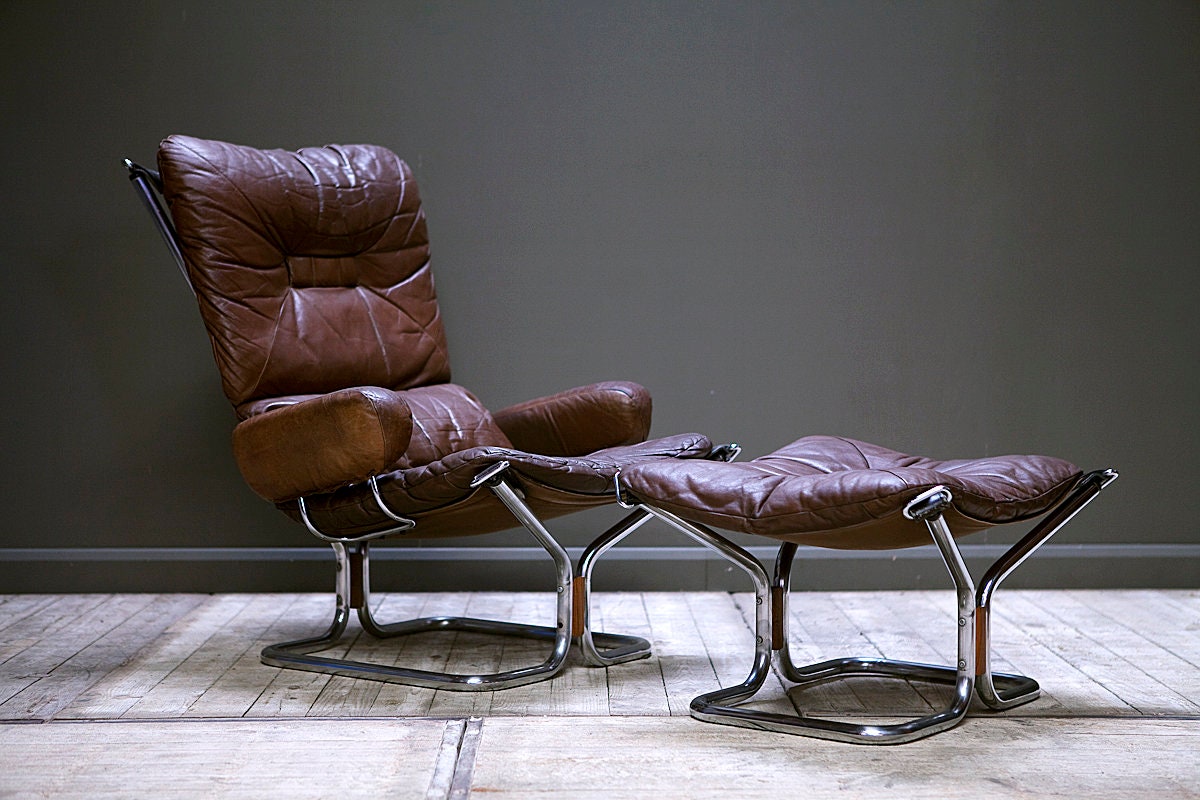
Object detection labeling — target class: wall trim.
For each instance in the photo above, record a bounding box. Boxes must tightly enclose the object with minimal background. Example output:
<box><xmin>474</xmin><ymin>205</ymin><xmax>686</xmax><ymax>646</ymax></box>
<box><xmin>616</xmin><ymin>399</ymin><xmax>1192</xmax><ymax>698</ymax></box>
<box><xmin>4</xmin><ymin>544</ymin><xmax>1198</xmax><ymax>563</ymax></box>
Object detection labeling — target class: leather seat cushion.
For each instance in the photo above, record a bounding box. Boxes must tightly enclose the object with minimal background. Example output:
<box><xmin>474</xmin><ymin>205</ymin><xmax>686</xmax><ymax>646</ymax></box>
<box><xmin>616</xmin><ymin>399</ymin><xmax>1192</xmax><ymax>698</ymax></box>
<box><xmin>620</xmin><ymin>435</ymin><xmax>1082</xmax><ymax>549</ymax></box>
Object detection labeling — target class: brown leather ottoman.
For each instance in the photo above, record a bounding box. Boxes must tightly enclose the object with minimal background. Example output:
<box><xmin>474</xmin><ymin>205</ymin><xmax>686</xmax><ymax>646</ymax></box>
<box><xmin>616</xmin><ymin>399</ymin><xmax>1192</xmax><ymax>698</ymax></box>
<box><xmin>613</xmin><ymin>435</ymin><xmax>1117</xmax><ymax>744</ymax></box>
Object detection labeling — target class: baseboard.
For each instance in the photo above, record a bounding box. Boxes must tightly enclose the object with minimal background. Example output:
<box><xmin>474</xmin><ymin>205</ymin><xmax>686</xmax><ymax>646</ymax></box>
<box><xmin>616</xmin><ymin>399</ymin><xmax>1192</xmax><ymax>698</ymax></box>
<box><xmin>4</xmin><ymin>543</ymin><xmax>1199</xmax><ymax>561</ymax></box>
<box><xmin>2</xmin><ymin>544</ymin><xmax>1197</xmax><ymax>592</ymax></box>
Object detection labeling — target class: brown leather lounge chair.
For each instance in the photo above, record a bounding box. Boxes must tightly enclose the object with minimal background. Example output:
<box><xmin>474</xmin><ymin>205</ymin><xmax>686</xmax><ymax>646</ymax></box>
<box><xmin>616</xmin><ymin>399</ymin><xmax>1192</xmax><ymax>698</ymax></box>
<box><xmin>125</xmin><ymin>135</ymin><xmax>713</xmax><ymax>690</ymax></box>
<box><xmin>617</xmin><ymin>436</ymin><xmax>1117</xmax><ymax>743</ymax></box>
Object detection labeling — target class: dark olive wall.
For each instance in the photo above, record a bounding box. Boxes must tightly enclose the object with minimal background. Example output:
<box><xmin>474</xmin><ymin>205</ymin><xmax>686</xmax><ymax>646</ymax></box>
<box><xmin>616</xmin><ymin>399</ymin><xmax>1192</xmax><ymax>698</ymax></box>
<box><xmin>1</xmin><ymin>1</ymin><xmax>1196</xmax><ymax>591</ymax></box>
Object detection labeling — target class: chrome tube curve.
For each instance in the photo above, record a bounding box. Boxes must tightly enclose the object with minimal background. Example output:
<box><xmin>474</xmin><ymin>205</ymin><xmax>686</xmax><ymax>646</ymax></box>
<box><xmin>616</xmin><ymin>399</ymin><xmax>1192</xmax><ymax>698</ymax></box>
<box><xmin>973</xmin><ymin>468</ymin><xmax>1119</xmax><ymax>709</ymax></box>
<box><xmin>296</xmin><ymin>476</ymin><xmax>416</xmax><ymax>544</ymax></box>
<box><xmin>484</xmin><ymin>474</ymin><xmax>575</xmax><ymax>681</ymax></box>
<box><xmin>753</xmin><ymin>504</ymin><xmax>978</xmax><ymax>745</ymax></box>
<box><xmin>262</xmin><ymin>463</ymin><xmax>605</xmax><ymax>691</ymax></box>
<box><xmin>125</xmin><ymin>158</ymin><xmax>193</xmax><ymax>293</ymax></box>
<box><xmin>260</xmin><ymin>541</ymin><xmax>353</xmax><ymax>672</ymax></box>
<box><xmin>977</xmin><ymin>469</ymin><xmax>1119</xmax><ymax>608</ymax></box>
<box><xmin>575</xmin><ymin>509</ymin><xmax>656</xmax><ymax>666</ymax></box>
<box><xmin>638</xmin><ymin>505</ymin><xmax>774</xmax><ymax>708</ymax></box>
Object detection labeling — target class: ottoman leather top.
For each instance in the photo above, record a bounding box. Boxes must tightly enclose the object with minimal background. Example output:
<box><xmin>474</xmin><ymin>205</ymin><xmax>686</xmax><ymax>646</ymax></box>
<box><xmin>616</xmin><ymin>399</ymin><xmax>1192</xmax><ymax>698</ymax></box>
<box><xmin>620</xmin><ymin>436</ymin><xmax>1082</xmax><ymax>550</ymax></box>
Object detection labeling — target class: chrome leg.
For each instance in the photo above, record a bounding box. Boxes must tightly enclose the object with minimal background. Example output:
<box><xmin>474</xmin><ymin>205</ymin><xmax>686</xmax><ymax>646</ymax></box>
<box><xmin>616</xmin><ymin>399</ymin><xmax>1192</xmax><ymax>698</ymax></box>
<box><xmin>574</xmin><ymin>444</ymin><xmax>744</xmax><ymax>667</ymax></box>
<box><xmin>720</xmin><ymin>498</ymin><xmax>979</xmax><ymax>745</ymax></box>
<box><xmin>260</xmin><ymin>463</ymin><xmax>601</xmax><ymax>691</ymax></box>
<box><xmin>636</xmin><ymin>506</ymin><xmax>775</xmax><ymax>718</ymax></box>
<box><xmin>973</xmin><ymin>468</ymin><xmax>1119</xmax><ymax>709</ymax></box>
<box><xmin>575</xmin><ymin>509</ymin><xmax>655</xmax><ymax>666</ymax></box>
<box><xmin>260</xmin><ymin>541</ymin><xmax>353</xmax><ymax>672</ymax></box>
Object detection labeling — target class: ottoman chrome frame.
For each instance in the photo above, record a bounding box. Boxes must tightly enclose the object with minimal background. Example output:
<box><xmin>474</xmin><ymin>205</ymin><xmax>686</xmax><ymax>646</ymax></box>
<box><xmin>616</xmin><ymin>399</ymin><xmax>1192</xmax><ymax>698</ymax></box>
<box><xmin>620</xmin><ymin>467</ymin><xmax>1118</xmax><ymax>744</ymax></box>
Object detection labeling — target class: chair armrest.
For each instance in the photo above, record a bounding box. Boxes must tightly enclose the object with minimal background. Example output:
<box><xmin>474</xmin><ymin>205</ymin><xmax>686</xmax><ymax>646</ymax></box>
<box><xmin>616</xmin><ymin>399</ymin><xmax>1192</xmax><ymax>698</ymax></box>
<box><xmin>492</xmin><ymin>381</ymin><xmax>652</xmax><ymax>457</ymax></box>
<box><xmin>232</xmin><ymin>387</ymin><xmax>414</xmax><ymax>502</ymax></box>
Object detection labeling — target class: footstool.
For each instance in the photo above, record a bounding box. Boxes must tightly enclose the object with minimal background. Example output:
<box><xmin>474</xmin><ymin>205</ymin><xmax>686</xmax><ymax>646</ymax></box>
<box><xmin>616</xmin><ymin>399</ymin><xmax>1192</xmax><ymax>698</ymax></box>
<box><xmin>612</xmin><ymin>435</ymin><xmax>1117</xmax><ymax>744</ymax></box>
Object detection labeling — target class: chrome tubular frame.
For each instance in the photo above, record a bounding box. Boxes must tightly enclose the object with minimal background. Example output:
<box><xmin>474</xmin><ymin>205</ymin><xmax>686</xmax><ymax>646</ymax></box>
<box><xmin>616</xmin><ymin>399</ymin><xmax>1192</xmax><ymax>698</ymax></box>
<box><xmin>124</xmin><ymin>159</ymin><xmax>193</xmax><ymax>293</ymax></box>
<box><xmin>576</xmin><ymin>441</ymin><xmax>744</xmax><ymax>666</ymax></box>
<box><xmin>574</xmin><ymin>508</ymin><xmax>656</xmax><ymax>665</ymax></box>
<box><xmin>758</xmin><ymin>488</ymin><xmax>980</xmax><ymax>744</ymax></box>
<box><xmin>972</xmin><ymin>467</ymin><xmax>1119</xmax><ymax>708</ymax></box>
<box><xmin>638</xmin><ymin>506</ymin><xmax>775</xmax><ymax>715</ymax></box>
<box><xmin>573</xmin><ymin>444</ymin><xmax>745</xmax><ymax>666</ymax></box>
<box><xmin>628</xmin><ymin>469</ymin><xmax>1118</xmax><ymax>744</ymax></box>
<box><xmin>263</xmin><ymin>461</ymin><xmax>650</xmax><ymax>690</ymax></box>
<box><xmin>296</xmin><ymin>476</ymin><xmax>417</xmax><ymax>544</ymax></box>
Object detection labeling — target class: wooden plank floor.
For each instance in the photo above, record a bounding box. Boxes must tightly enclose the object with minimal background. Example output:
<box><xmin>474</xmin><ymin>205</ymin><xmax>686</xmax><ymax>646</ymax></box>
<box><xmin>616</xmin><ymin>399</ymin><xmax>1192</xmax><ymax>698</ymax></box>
<box><xmin>1</xmin><ymin>590</ymin><xmax>1198</xmax><ymax>798</ymax></box>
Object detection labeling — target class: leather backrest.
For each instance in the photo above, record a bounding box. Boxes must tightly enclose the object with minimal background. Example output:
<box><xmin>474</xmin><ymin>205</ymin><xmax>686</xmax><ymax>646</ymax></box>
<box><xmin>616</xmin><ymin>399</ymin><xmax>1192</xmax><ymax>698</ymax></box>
<box><xmin>157</xmin><ymin>135</ymin><xmax>451</xmax><ymax>417</ymax></box>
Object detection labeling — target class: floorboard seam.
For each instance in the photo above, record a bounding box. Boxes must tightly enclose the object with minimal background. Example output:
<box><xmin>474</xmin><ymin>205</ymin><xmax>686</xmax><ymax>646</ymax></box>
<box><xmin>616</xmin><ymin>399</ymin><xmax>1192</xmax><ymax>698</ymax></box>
<box><xmin>425</xmin><ymin>718</ymin><xmax>468</xmax><ymax>800</ymax></box>
<box><xmin>448</xmin><ymin>716</ymin><xmax>483</xmax><ymax>799</ymax></box>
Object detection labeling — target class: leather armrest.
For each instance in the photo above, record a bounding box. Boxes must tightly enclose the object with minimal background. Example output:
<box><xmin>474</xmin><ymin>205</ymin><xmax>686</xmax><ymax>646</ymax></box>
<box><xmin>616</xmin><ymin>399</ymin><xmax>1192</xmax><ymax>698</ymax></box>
<box><xmin>232</xmin><ymin>387</ymin><xmax>414</xmax><ymax>502</ymax></box>
<box><xmin>492</xmin><ymin>381</ymin><xmax>652</xmax><ymax>457</ymax></box>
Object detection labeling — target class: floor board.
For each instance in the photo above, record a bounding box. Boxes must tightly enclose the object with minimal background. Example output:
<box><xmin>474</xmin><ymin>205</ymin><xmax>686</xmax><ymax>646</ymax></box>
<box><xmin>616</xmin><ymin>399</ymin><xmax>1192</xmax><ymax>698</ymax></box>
<box><xmin>1</xmin><ymin>589</ymin><xmax>1198</xmax><ymax>798</ymax></box>
<box><xmin>0</xmin><ymin>718</ymin><xmax>452</xmax><ymax>799</ymax></box>
<box><xmin>469</xmin><ymin>716</ymin><xmax>1200</xmax><ymax>799</ymax></box>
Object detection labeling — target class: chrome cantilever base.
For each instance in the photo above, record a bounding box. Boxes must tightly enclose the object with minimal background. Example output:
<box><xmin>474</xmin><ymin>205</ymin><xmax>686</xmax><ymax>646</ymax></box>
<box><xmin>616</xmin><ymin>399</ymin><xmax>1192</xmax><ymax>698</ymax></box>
<box><xmin>262</xmin><ymin>467</ymin><xmax>650</xmax><ymax>691</ymax></box>
<box><xmin>643</xmin><ymin>469</ymin><xmax>1118</xmax><ymax>745</ymax></box>
<box><xmin>260</xmin><ymin>537</ymin><xmax>573</xmax><ymax>691</ymax></box>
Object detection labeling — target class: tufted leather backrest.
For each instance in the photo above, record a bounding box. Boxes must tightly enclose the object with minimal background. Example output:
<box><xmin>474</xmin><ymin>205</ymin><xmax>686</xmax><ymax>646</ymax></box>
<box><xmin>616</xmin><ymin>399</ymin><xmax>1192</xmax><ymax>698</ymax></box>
<box><xmin>157</xmin><ymin>135</ymin><xmax>451</xmax><ymax>418</ymax></box>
